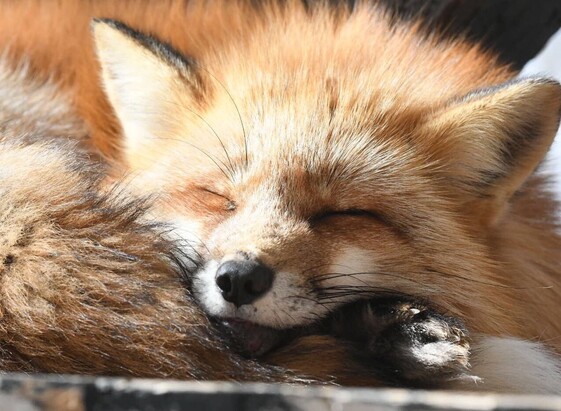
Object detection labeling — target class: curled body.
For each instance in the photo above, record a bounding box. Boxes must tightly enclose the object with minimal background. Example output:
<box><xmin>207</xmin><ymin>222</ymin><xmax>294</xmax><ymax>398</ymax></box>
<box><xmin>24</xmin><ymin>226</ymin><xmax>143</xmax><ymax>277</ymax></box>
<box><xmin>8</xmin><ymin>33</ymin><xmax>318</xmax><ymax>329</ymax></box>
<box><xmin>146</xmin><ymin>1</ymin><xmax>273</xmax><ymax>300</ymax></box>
<box><xmin>0</xmin><ymin>0</ymin><xmax>560</xmax><ymax>392</ymax></box>
<box><xmin>0</xmin><ymin>56</ymin><xmax>476</xmax><ymax>387</ymax></box>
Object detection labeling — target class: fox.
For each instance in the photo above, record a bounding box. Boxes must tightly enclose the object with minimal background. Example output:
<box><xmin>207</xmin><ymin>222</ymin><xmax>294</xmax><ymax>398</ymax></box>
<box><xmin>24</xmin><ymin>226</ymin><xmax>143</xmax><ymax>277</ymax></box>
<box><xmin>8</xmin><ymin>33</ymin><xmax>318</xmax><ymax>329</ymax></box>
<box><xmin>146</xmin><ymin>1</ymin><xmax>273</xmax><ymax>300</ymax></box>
<box><xmin>0</xmin><ymin>52</ymin><xmax>479</xmax><ymax>388</ymax></box>
<box><xmin>0</xmin><ymin>0</ymin><xmax>560</xmax><ymax>393</ymax></box>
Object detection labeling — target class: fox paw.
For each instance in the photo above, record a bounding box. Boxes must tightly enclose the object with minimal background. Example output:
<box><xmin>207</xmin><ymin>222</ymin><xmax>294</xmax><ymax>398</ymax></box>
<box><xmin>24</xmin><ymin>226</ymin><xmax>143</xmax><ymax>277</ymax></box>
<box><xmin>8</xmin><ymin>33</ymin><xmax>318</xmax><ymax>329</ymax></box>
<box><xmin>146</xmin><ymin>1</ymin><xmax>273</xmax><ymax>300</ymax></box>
<box><xmin>329</xmin><ymin>298</ymin><xmax>477</xmax><ymax>387</ymax></box>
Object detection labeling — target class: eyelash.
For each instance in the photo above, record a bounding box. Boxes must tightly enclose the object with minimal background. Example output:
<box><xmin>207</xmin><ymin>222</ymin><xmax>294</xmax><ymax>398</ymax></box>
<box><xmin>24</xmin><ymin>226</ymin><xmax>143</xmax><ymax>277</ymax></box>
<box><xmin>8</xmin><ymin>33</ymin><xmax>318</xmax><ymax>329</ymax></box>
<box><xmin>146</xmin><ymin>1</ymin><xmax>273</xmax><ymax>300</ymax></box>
<box><xmin>200</xmin><ymin>187</ymin><xmax>237</xmax><ymax>211</ymax></box>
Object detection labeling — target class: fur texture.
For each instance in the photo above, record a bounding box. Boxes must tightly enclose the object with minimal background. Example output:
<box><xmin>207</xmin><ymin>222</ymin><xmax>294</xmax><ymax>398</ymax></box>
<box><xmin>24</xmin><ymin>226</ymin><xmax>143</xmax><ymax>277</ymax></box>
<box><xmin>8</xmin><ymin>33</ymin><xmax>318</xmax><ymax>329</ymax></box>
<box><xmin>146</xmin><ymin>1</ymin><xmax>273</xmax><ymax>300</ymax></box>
<box><xmin>0</xmin><ymin>56</ymin><xmax>320</xmax><ymax>382</ymax></box>
<box><xmin>0</xmin><ymin>57</ymin><xmax>465</xmax><ymax>388</ymax></box>
<box><xmin>0</xmin><ymin>138</ymin><xmax>319</xmax><ymax>382</ymax></box>
<box><xmin>0</xmin><ymin>0</ymin><xmax>560</xmax><ymax>393</ymax></box>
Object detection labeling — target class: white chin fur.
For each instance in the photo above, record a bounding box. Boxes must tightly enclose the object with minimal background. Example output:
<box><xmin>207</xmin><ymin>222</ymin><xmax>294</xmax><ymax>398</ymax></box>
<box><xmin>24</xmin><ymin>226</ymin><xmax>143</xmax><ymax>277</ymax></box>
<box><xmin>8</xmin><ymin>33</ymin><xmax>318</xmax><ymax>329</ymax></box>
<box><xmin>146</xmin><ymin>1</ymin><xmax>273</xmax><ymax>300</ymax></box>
<box><xmin>192</xmin><ymin>260</ymin><xmax>323</xmax><ymax>328</ymax></box>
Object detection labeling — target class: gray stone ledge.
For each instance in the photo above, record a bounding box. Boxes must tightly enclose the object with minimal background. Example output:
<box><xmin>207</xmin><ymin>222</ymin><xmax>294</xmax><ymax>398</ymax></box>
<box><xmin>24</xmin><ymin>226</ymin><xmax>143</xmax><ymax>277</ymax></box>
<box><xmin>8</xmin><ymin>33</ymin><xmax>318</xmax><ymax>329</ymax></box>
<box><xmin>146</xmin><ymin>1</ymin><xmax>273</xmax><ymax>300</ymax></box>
<box><xmin>0</xmin><ymin>373</ymin><xmax>559</xmax><ymax>411</ymax></box>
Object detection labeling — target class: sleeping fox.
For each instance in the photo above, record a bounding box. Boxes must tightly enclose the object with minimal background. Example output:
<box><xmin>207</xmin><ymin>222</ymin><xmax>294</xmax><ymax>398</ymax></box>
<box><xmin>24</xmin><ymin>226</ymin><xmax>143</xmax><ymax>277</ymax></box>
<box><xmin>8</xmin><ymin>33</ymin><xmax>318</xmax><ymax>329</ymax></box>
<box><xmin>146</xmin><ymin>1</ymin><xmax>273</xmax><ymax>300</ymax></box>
<box><xmin>0</xmin><ymin>52</ymin><xmax>476</xmax><ymax>389</ymax></box>
<box><xmin>0</xmin><ymin>0</ymin><xmax>560</xmax><ymax>393</ymax></box>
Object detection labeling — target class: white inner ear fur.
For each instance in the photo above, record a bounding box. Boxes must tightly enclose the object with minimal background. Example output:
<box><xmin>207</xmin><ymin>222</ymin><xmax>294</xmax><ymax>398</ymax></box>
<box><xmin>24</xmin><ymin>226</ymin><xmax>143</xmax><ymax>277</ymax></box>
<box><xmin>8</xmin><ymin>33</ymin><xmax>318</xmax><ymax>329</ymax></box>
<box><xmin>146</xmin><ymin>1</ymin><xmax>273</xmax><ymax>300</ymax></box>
<box><xmin>93</xmin><ymin>21</ymin><xmax>188</xmax><ymax>160</ymax></box>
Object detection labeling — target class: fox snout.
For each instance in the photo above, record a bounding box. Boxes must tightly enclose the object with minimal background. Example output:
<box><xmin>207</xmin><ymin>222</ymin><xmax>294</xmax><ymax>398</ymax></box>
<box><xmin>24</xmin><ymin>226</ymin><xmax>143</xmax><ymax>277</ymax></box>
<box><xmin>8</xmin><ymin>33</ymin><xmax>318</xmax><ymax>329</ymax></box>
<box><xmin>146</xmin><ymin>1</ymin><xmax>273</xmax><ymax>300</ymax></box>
<box><xmin>215</xmin><ymin>257</ymin><xmax>274</xmax><ymax>307</ymax></box>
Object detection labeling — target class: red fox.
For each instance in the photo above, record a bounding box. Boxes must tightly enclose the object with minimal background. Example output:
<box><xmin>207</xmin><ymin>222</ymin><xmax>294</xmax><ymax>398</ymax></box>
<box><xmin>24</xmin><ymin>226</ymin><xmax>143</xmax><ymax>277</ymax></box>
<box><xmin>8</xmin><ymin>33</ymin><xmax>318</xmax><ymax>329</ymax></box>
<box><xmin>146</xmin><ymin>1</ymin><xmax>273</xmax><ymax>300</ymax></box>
<box><xmin>0</xmin><ymin>0</ymin><xmax>560</xmax><ymax>393</ymax></box>
<box><xmin>0</xmin><ymin>52</ymin><xmax>471</xmax><ymax>388</ymax></box>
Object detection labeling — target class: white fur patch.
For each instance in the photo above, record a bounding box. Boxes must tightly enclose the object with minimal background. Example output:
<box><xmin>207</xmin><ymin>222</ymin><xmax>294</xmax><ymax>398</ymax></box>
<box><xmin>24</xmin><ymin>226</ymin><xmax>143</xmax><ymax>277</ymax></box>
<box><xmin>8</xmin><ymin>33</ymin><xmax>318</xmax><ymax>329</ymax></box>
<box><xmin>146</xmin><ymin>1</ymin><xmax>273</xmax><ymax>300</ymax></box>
<box><xmin>455</xmin><ymin>335</ymin><xmax>561</xmax><ymax>394</ymax></box>
<box><xmin>165</xmin><ymin>217</ymin><xmax>206</xmax><ymax>272</ymax></box>
<box><xmin>411</xmin><ymin>341</ymin><xmax>464</xmax><ymax>367</ymax></box>
<box><xmin>93</xmin><ymin>21</ymin><xmax>188</xmax><ymax>160</ymax></box>
<box><xmin>167</xmin><ymin>217</ymin><xmax>204</xmax><ymax>249</ymax></box>
<box><xmin>327</xmin><ymin>246</ymin><xmax>379</xmax><ymax>287</ymax></box>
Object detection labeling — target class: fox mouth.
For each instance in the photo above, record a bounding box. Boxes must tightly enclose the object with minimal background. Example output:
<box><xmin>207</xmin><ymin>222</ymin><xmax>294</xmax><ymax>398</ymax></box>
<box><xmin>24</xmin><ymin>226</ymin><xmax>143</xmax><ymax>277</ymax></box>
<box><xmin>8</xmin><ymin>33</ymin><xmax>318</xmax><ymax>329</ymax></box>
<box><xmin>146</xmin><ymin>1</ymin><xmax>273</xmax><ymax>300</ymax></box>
<box><xmin>214</xmin><ymin>318</ymin><xmax>311</xmax><ymax>358</ymax></box>
<box><xmin>212</xmin><ymin>294</ymin><xmax>421</xmax><ymax>359</ymax></box>
<box><xmin>213</xmin><ymin>299</ymin><xmax>371</xmax><ymax>358</ymax></box>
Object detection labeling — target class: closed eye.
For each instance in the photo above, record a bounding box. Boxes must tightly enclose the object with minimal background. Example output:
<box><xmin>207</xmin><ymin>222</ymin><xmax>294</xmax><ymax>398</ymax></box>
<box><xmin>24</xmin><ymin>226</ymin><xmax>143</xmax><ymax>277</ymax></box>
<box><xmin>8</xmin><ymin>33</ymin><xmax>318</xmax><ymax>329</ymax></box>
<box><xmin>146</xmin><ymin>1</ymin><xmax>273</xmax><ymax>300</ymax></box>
<box><xmin>199</xmin><ymin>187</ymin><xmax>237</xmax><ymax>211</ymax></box>
<box><xmin>310</xmin><ymin>208</ymin><xmax>385</xmax><ymax>224</ymax></box>
<box><xmin>200</xmin><ymin>187</ymin><xmax>231</xmax><ymax>201</ymax></box>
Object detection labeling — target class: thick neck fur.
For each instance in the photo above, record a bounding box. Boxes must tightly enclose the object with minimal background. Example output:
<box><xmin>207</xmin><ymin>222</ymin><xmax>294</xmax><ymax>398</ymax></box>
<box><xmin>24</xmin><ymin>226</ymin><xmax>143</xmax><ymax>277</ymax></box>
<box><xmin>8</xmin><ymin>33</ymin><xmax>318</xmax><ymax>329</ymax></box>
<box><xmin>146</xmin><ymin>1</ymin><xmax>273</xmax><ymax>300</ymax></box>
<box><xmin>493</xmin><ymin>174</ymin><xmax>561</xmax><ymax>346</ymax></box>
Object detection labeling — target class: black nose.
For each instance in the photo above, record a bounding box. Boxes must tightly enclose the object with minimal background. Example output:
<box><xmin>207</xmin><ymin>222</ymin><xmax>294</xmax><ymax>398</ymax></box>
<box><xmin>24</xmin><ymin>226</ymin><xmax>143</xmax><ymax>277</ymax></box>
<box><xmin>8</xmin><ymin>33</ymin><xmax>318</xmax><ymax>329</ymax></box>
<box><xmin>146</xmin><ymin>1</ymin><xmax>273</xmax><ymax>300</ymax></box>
<box><xmin>215</xmin><ymin>259</ymin><xmax>274</xmax><ymax>307</ymax></box>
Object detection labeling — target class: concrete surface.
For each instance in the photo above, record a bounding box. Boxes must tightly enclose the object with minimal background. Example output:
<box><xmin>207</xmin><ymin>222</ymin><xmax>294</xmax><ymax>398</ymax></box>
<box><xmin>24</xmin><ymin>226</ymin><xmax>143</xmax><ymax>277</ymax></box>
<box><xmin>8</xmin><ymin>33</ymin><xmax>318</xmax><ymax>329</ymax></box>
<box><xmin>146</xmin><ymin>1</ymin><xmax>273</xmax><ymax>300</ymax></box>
<box><xmin>0</xmin><ymin>373</ymin><xmax>560</xmax><ymax>411</ymax></box>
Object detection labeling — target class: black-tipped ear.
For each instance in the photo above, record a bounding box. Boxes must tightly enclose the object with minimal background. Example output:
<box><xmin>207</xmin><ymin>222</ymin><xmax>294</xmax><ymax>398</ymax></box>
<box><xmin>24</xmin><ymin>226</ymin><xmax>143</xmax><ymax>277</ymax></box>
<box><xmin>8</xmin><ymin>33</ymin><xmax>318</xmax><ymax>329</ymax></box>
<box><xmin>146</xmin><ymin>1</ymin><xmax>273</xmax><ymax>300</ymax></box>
<box><xmin>423</xmin><ymin>78</ymin><xmax>561</xmax><ymax>226</ymax></box>
<box><xmin>92</xmin><ymin>19</ymin><xmax>205</xmax><ymax>165</ymax></box>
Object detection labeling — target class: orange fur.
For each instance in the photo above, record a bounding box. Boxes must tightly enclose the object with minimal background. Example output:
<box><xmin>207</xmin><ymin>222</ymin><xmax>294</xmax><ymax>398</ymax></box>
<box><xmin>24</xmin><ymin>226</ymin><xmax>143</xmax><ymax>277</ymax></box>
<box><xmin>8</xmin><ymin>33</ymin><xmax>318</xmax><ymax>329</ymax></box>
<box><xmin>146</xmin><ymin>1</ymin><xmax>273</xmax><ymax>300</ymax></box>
<box><xmin>0</xmin><ymin>0</ymin><xmax>560</xmax><ymax>392</ymax></box>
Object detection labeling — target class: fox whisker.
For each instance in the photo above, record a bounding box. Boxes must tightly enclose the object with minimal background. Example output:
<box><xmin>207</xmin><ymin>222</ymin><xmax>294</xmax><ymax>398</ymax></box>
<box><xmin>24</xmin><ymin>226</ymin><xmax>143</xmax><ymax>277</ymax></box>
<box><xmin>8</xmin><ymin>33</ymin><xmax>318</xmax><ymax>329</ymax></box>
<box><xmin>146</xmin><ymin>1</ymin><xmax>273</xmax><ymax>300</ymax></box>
<box><xmin>423</xmin><ymin>267</ymin><xmax>552</xmax><ymax>290</ymax></box>
<box><xmin>196</xmin><ymin>65</ymin><xmax>249</xmax><ymax>168</ymax></box>
<box><xmin>308</xmin><ymin>271</ymin><xmax>428</xmax><ymax>288</ymax></box>
<box><xmin>181</xmin><ymin>104</ymin><xmax>237</xmax><ymax>180</ymax></box>
<box><xmin>152</xmin><ymin>136</ymin><xmax>233</xmax><ymax>182</ymax></box>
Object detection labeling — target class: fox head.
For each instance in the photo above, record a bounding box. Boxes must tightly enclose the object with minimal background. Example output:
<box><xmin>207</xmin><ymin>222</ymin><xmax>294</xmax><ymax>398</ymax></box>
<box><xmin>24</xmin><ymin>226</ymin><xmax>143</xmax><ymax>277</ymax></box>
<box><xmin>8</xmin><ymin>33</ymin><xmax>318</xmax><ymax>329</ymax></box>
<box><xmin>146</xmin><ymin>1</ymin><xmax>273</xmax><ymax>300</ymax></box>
<box><xmin>92</xmin><ymin>7</ymin><xmax>561</xmax><ymax>349</ymax></box>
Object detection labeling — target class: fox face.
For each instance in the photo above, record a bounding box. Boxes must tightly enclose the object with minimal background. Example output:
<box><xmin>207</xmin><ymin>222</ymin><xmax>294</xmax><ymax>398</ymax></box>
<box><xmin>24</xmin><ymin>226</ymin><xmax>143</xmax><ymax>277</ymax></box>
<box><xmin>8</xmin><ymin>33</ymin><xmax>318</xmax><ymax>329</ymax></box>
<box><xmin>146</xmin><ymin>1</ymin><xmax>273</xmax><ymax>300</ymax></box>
<box><xmin>92</xmin><ymin>4</ymin><xmax>561</xmax><ymax>357</ymax></box>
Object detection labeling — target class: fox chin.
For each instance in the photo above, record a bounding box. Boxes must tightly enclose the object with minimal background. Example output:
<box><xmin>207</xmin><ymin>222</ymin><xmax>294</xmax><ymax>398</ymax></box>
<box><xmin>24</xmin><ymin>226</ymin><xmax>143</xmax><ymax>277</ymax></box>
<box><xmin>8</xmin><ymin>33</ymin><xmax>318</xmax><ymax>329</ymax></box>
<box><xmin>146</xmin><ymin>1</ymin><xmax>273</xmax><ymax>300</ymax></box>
<box><xmin>0</xmin><ymin>0</ymin><xmax>560</xmax><ymax>393</ymax></box>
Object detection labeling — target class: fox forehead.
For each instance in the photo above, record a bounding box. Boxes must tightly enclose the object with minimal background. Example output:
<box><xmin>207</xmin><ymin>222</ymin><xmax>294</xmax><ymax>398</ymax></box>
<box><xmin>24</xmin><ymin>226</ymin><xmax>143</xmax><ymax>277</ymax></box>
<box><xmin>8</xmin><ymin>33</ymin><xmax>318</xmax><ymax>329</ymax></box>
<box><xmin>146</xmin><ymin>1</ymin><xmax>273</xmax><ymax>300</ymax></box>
<box><xmin>147</xmin><ymin>85</ymin><xmax>442</xmax><ymax>227</ymax></box>
<box><xmin>184</xmin><ymin>99</ymin><xmax>434</xmax><ymax>202</ymax></box>
<box><xmin>115</xmin><ymin>4</ymin><xmax>512</xmax><ymax>198</ymax></box>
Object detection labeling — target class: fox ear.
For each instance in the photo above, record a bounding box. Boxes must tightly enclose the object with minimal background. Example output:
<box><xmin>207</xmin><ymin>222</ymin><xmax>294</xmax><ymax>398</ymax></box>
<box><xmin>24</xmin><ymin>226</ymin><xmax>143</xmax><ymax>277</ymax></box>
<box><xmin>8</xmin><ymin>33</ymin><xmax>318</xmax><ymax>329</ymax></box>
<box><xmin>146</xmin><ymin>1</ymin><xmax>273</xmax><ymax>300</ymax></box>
<box><xmin>92</xmin><ymin>19</ymin><xmax>206</xmax><ymax>165</ymax></box>
<box><xmin>424</xmin><ymin>78</ymin><xmax>561</xmax><ymax>226</ymax></box>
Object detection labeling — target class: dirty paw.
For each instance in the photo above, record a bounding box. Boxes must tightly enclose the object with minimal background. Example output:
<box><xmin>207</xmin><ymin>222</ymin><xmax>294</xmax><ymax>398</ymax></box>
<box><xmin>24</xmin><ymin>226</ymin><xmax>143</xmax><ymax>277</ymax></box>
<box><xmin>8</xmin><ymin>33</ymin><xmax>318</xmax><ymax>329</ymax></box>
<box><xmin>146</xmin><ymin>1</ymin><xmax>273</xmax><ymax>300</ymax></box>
<box><xmin>373</xmin><ymin>305</ymin><xmax>474</xmax><ymax>385</ymax></box>
<box><xmin>329</xmin><ymin>298</ymin><xmax>477</xmax><ymax>387</ymax></box>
